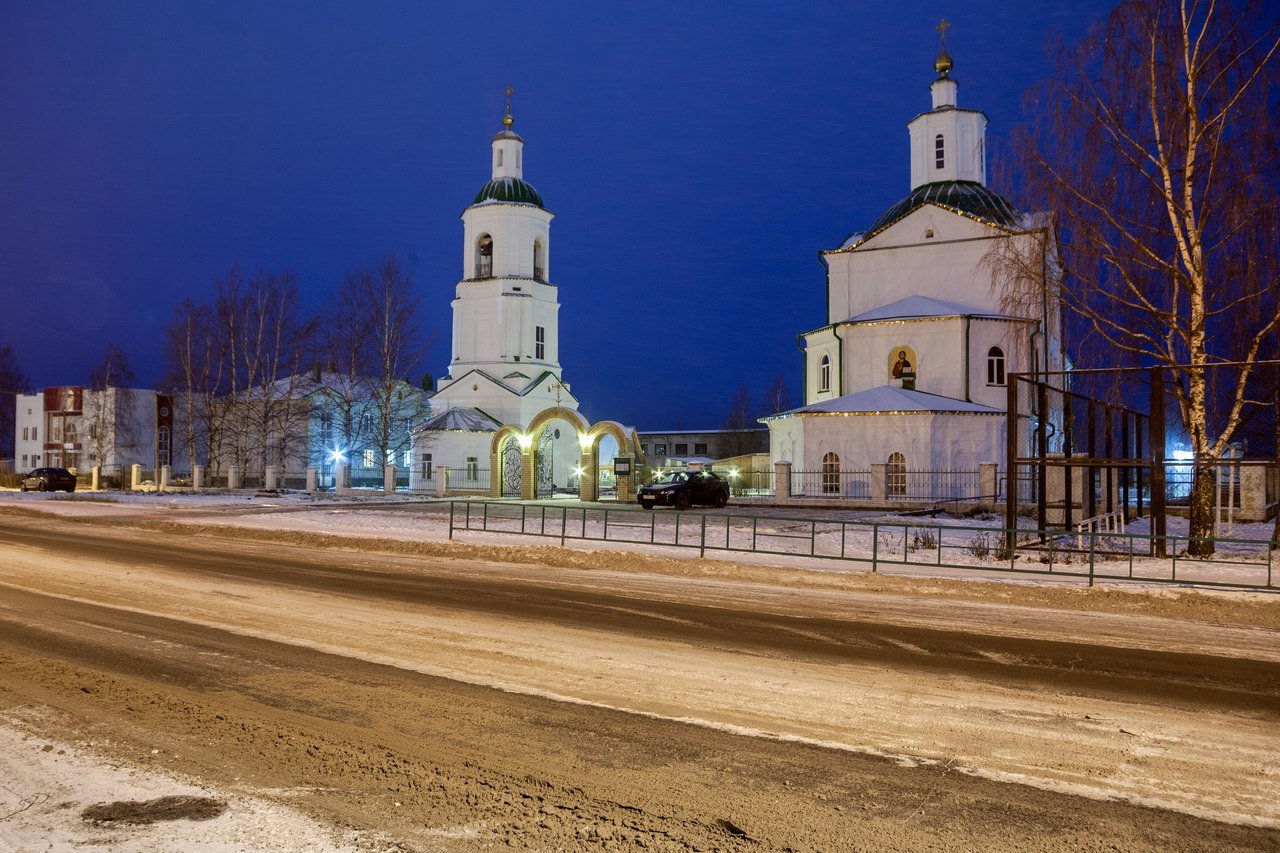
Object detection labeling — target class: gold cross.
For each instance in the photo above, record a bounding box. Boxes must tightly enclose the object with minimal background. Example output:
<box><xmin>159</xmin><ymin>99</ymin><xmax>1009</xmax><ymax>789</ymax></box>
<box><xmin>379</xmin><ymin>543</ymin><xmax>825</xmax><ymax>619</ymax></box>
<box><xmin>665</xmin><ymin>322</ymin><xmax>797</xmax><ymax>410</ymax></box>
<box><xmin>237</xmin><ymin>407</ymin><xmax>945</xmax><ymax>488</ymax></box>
<box><xmin>504</xmin><ymin>86</ymin><xmax>515</xmax><ymax>109</ymax></box>
<box><xmin>935</xmin><ymin>18</ymin><xmax>951</xmax><ymax>46</ymax></box>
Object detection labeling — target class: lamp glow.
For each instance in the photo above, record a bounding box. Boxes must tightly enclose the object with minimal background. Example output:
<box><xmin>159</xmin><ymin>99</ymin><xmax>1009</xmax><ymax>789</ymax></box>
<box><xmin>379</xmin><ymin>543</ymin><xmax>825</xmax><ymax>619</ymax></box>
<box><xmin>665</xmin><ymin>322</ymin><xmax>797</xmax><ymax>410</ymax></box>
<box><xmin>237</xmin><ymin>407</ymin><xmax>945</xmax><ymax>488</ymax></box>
<box><xmin>328</xmin><ymin>447</ymin><xmax>347</xmax><ymax>463</ymax></box>
<box><xmin>517</xmin><ymin>433</ymin><xmax>533</xmax><ymax>450</ymax></box>
<box><xmin>578</xmin><ymin>432</ymin><xmax>593</xmax><ymax>450</ymax></box>
<box><xmin>573</xmin><ymin>466</ymin><xmax>586</xmax><ymax>478</ymax></box>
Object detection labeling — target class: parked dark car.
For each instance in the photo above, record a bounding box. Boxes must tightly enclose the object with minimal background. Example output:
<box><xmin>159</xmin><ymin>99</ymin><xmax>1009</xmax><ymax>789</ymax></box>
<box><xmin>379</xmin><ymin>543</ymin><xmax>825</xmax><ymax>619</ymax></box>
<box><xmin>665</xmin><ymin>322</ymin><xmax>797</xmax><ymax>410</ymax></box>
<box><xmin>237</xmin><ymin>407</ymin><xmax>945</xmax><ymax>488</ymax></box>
<box><xmin>20</xmin><ymin>467</ymin><xmax>77</xmax><ymax>493</ymax></box>
<box><xmin>638</xmin><ymin>470</ymin><xmax>729</xmax><ymax>510</ymax></box>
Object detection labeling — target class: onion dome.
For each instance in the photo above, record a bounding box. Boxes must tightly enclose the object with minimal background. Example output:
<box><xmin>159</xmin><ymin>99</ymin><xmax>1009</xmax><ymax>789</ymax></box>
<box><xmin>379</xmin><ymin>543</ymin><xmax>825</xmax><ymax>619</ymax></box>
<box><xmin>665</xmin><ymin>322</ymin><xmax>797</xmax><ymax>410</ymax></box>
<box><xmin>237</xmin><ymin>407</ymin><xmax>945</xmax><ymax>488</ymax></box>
<box><xmin>473</xmin><ymin>176</ymin><xmax>545</xmax><ymax>208</ymax></box>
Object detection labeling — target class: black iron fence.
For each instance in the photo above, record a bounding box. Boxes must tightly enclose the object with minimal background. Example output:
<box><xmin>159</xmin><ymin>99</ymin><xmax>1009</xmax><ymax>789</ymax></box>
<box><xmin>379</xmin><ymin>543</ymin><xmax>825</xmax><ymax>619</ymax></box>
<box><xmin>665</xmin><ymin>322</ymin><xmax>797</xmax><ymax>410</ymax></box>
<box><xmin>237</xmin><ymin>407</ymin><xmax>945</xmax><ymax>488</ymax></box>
<box><xmin>447</xmin><ymin>501</ymin><xmax>1277</xmax><ymax>592</ymax></box>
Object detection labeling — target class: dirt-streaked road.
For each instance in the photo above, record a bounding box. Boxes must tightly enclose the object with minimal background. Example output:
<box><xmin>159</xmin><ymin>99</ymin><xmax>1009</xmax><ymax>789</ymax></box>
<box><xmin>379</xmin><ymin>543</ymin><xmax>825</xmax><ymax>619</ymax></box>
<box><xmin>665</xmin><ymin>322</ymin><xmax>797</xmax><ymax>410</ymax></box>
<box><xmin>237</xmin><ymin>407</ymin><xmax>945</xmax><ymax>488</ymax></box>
<box><xmin>0</xmin><ymin>512</ymin><xmax>1277</xmax><ymax>850</ymax></box>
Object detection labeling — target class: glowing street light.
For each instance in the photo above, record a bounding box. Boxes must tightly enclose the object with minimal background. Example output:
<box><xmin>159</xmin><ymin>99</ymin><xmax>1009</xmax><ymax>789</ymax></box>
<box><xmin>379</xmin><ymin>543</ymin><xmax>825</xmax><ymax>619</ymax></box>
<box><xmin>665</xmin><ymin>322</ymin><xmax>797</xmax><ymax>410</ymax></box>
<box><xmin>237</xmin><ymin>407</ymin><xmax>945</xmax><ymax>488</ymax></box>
<box><xmin>329</xmin><ymin>447</ymin><xmax>347</xmax><ymax>463</ymax></box>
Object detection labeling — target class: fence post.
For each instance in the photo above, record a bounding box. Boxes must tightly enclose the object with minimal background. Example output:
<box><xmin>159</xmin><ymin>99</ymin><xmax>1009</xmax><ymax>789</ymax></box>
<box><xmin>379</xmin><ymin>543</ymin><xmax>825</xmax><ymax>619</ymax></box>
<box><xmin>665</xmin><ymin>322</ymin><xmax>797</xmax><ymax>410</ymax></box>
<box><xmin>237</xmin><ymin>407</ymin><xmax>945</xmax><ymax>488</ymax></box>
<box><xmin>383</xmin><ymin>464</ymin><xmax>396</xmax><ymax>495</ymax></box>
<box><xmin>774</xmin><ymin>460</ymin><xmax>792</xmax><ymax>500</ymax></box>
<box><xmin>305</xmin><ymin>466</ymin><xmax>317</xmax><ymax>492</ymax></box>
<box><xmin>91</xmin><ymin>465</ymin><xmax>100</xmax><ymax>491</ymax></box>
<box><xmin>561</xmin><ymin>506</ymin><xmax>567</xmax><ymax>546</ymax></box>
<box><xmin>1088</xmin><ymin>531</ymin><xmax>1096</xmax><ymax>587</ymax></box>
<box><xmin>264</xmin><ymin>465</ymin><xmax>278</xmax><ymax>491</ymax></box>
<box><xmin>130</xmin><ymin>463</ymin><xmax>143</xmax><ymax>491</ymax></box>
<box><xmin>870</xmin><ymin>464</ymin><xmax>887</xmax><ymax>502</ymax></box>
<box><xmin>448</xmin><ymin>501</ymin><xmax>455</xmax><ymax>540</ymax></box>
<box><xmin>979</xmin><ymin>463</ymin><xmax>997</xmax><ymax>506</ymax></box>
<box><xmin>159</xmin><ymin>465</ymin><xmax>171</xmax><ymax>493</ymax></box>
<box><xmin>871</xmin><ymin>525</ymin><xmax>879</xmax><ymax>572</ymax></box>
<box><xmin>434</xmin><ymin>467</ymin><xmax>449</xmax><ymax>498</ymax></box>
<box><xmin>700</xmin><ymin>512</ymin><xmax>706</xmax><ymax>557</ymax></box>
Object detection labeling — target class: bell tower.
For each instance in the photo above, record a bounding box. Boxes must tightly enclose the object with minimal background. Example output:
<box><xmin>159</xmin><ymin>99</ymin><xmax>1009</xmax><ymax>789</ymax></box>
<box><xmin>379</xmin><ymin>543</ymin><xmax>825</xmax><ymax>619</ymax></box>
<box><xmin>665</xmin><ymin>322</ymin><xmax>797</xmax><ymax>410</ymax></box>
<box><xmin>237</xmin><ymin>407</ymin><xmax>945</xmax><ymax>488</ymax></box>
<box><xmin>448</xmin><ymin>89</ymin><xmax>563</xmax><ymax>384</ymax></box>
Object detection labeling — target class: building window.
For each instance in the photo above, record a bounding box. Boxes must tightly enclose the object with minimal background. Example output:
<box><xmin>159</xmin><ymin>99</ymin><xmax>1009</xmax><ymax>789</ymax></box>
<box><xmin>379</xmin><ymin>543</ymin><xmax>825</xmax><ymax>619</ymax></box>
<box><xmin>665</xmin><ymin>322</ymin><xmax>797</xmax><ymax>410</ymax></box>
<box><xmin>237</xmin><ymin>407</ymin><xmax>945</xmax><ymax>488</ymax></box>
<box><xmin>402</xmin><ymin>449</ymin><xmax>412</xmax><ymax>467</ymax></box>
<box><xmin>22</xmin><ymin>427</ymin><xmax>27</xmax><ymax>441</ymax></box>
<box><xmin>655</xmin><ymin>443</ymin><xmax>668</xmax><ymax>457</ymax></box>
<box><xmin>533</xmin><ymin>240</ymin><xmax>545</xmax><ymax>281</ymax></box>
<box><xmin>535</xmin><ymin>326</ymin><xmax>545</xmax><ymax>360</ymax></box>
<box><xmin>822</xmin><ymin>452</ymin><xmax>840</xmax><ymax>494</ymax></box>
<box><xmin>476</xmin><ymin>234</ymin><xmax>493</xmax><ymax>278</ymax></box>
<box><xmin>818</xmin><ymin>354</ymin><xmax>831</xmax><ymax>393</ymax></box>
<box><xmin>935</xmin><ymin>133</ymin><xmax>945</xmax><ymax>169</ymax></box>
<box><xmin>32</xmin><ymin>427</ymin><xmax>37</xmax><ymax>441</ymax></box>
<box><xmin>363</xmin><ymin>449</ymin><xmax>376</xmax><ymax>468</ymax></box>
<box><xmin>641</xmin><ymin>444</ymin><xmax>649</xmax><ymax>456</ymax></box>
<box><xmin>21</xmin><ymin>454</ymin><xmax>27</xmax><ymax>467</ymax></box>
<box><xmin>675</xmin><ymin>443</ymin><xmax>688</xmax><ymax>456</ymax></box>
<box><xmin>496</xmin><ymin>149</ymin><xmax>504</xmax><ymax>167</ymax></box>
<box><xmin>887</xmin><ymin>452</ymin><xmax>907</xmax><ymax>497</ymax></box>
<box><xmin>695</xmin><ymin>442</ymin><xmax>708</xmax><ymax>455</ymax></box>
<box><xmin>156</xmin><ymin>425</ymin><xmax>170</xmax><ymax>466</ymax></box>
<box><xmin>421</xmin><ymin>453</ymin><xmax>432</xmax><ymax>479</ymax></box>
<box><xmin>466</xmin><ymin>456</ymin><xmax>479</xmax><ymax>480</ymax></box>
<box><xmin>987</xmin><ymin>346</ymin><xmax>1006</xmax><ymax>386</ymax></box>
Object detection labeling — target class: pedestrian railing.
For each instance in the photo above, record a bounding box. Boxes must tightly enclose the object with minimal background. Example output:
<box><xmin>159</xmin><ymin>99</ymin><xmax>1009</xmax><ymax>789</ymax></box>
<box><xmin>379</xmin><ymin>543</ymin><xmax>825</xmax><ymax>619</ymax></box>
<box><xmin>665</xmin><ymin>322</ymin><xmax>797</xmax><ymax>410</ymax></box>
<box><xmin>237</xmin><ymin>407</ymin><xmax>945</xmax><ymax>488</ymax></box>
<box><xmin>446</xmin><ymin>501</ymin><xmax>1278</xmax><ymax>591</ymax></box>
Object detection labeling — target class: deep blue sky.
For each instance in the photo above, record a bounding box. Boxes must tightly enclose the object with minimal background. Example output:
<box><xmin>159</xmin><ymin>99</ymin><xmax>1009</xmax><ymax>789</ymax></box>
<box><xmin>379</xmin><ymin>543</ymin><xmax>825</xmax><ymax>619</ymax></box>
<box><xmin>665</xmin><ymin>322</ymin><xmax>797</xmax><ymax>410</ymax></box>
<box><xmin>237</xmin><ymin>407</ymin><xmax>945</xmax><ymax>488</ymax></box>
<box><xmin>1</xmin><ymin>1</ymin><xmax>1114</xmax><ymax>429</ymax></box>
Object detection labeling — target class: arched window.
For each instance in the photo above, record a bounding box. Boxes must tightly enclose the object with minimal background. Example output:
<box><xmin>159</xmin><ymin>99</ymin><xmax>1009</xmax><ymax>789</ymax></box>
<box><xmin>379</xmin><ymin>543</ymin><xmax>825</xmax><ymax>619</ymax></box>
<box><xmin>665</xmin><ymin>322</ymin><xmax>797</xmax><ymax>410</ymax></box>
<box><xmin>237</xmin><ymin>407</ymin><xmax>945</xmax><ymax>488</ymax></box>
<box><xmin>496</xmin><ymin>149</ymin><xmax>504</xmax><ymax>167</ymax></box>
<box><xmin>157</xmin><ymin>425</ymin><xmax>171</xmax><ymax>466</ymax></box>
<box><xmin>476</xmin><ymin>234</ymin><xmax>493</xmax><ymax>278</ymax></box>
<box><xmin>887</xmin><ymin>452</ymin><xmax>907</xmax><ymax>497</ymax></box>
<box><xmin>818</xmin><ymin>354</ymin><xmax>831</xmax><ymax>393</ymax></box>
<box><xmin>63</xmin><ymin>422</ymin><xmax>77</xmax><ymax>444</ymax></box>
<box><xmin>822</xmin><ymin>451</ymin><xmax>840</xmax><ymax>494</ymax></box>
<box><xmin>986</xmin><ymin>346</ymin><xmax>1006</xmax><ymax>386</ymax></box>
<box><xmin>935</xmin><ymin>134</ymin><xmax>945</xmax><ymax>169</ymax></box>
<box><xmin>533</xmin><ymin>240</ymin><xmax>545</xmax><ymax>280</ymax></box>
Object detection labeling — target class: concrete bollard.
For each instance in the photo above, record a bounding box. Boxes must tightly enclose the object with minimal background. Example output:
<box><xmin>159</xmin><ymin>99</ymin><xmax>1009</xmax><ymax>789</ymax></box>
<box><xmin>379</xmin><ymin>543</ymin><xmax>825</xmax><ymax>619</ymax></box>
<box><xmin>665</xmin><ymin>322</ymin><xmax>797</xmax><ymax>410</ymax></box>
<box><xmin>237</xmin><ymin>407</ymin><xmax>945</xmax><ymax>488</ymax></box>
<box><xmin>159</xmin><ymin>465</ymin><xmax>171</xmax><ymax>493</ymax></box>
<box><xmin>306</xmin><ymin>466</ymin><xmax>318</xmax><ymax>493</ymax></box>
<box><xmin>91</xmin><ymin>465</ymin><xmax>100</xmax><ymax>491</ymax></box>
<box><xmin>334</xmin><ymin>461</ymin><xmax>347</xmax><ymax>493</ymax></box>
<box><xmin>130</xmin><ymin>463</ymin><xmax>143</xmax><ymax>491</ymax></box>
<box><xmin>265</xmin><ymin>465</ymin><xmax>278</xmax><ymax>491</ymax></box>
<box><xmin>192</xmin><ymin>465</ymin><xmax>204</xmax><ymax>490</ymax></box>
<box><xmin>774</xmin><ymin>461</ymin><xmax>792</xmax><ymax>500</ymax></box>
<box><xmin>228</xmin><ymin>465</ymin><xmax>241</xmax><ymax>491</ymax></box>
<box><xmin>383</xmin><ymin>464</ymin><xmax>396</xmax><ymax>494</ymax></box>
<box><xmin>433</xmin><ymin>467</ymin><xmax>449</xmax><ymax>497</ymax></box>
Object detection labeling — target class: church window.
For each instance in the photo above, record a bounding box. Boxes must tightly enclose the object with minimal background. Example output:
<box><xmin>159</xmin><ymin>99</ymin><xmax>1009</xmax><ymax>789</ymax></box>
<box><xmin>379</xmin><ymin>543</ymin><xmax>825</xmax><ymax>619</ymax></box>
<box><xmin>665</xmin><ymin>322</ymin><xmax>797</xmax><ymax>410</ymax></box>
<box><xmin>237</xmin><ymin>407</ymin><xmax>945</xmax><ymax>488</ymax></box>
<box><xmin>818</xmin><ymin>355</ymin><xmax>831</xmax><ymax>393</ymax></box>
<box><xmin>476</xmin><ymin>234</ymin><xmax>493</xmax><ymax>278</ymax></box>
<box><xmin>935</xmin><ymin>134</ymin><xmax>945</xmax><ymax>169</ymax></box>
<box><xmin>421</xmin><ymin>452</ymin><xmax>432</xmax><ymax>479</ymax></box>
<box><xmin>887</xmin><ymin>452</ymin><xmax>907</xmax><ymax>497</ymax></box>
<box><xmin>466</xmin><ymin>456</ymin><xmax>479</xmax><ymax>480</ymax></box>
<box><xmin>987</xmin><ymin>347</ymin><xmax>1006</xmax><ymax>386</ymax></box>
<box><xmin>517</xmin><ymin>148</ymin><xmax>521</xmax><ymax>169</ymax></box>
<box><xmin>156</xmin><ymin>425</ymin><xmax>169</xmax><ymax>466</ymax></box>
<box><xmin>535</xmin><ymin>326</ymin><xmax>546</xmax><ymax>360</ymax></box>
<box><xmin>924</xmin><ymin>229</ymin><xmax>934</xmax><ymax>239</ymax></box>
<box><xmin>822</xmin><ymin>452</ymin><xmax>840</xmax><ymax>494</ymax></box>
<box><xmin>533</xmin><ymin>240</ymin><xmax>545</xmax><ymax>280</ymax></box>
<box><xmin>496</xmin><ymin>149</ymin><xmax>504</xmax><ymax>167</ymax></box>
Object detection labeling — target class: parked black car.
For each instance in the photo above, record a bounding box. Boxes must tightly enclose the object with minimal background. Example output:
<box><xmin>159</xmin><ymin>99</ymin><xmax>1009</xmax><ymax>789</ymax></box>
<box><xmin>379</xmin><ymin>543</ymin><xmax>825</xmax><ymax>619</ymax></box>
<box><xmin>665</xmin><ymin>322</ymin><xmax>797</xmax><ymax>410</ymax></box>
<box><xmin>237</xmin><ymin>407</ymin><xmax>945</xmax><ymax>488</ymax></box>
<box><xmin>638</xmin><ymin>470</ymin><xmax>729</xmax><ymax>510</ymax></box>
<box><xmin>20</xmin><ymin>467</ymin><xmax>77</xmax><ymax>493</ymax></box>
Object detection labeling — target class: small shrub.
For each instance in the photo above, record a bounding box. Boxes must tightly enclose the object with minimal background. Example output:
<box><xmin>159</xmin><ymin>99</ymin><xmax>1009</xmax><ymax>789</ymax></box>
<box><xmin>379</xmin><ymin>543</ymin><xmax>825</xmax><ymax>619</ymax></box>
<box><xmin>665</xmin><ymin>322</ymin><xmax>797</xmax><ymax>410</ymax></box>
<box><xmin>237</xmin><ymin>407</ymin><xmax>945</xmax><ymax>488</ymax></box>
<box><xmin>909</xmin><ymin>529</ymin><xmax>938</xmax><ymax>552</ymax></box>
<box><xmin>964</xmin><ymin>532</ymin><xmax>993</xmax><ymax>559</ymax></box>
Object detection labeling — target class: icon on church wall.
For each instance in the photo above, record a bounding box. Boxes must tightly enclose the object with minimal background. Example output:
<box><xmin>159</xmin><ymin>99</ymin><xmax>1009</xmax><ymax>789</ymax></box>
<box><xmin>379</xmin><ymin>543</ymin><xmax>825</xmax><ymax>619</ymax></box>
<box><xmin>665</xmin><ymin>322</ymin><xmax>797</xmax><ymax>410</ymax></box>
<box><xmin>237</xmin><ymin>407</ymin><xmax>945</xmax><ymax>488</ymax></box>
<box><xmin>889</xmin><ymin>346</ymin><xmax>917</xmax><ymax>390</ymax></box>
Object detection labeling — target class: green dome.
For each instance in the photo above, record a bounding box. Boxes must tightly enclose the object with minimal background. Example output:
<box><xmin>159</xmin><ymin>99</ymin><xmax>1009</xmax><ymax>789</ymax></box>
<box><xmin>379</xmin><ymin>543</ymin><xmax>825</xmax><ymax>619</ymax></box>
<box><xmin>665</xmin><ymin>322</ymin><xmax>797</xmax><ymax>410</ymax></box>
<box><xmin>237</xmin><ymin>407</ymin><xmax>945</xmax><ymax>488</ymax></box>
<box><xmin>853</xmin><ymin>180</ymin><xmax>1021</xmax><ymax>247</ymax></box>
<box><xmin>473</xmin><ymin>177</ymin><xmax>545</xmax><ymax>208</ymax></box>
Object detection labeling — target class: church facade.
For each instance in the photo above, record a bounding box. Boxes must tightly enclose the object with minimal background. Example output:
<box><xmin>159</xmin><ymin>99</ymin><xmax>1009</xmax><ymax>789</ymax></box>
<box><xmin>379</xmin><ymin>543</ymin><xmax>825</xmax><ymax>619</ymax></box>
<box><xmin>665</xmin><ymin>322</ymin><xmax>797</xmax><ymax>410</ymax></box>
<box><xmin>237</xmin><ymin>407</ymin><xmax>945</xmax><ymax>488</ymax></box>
<box><xmin>763</xmin><ymin>51</ymin><xmax>1065</xmax><ymax>497</ymax></box>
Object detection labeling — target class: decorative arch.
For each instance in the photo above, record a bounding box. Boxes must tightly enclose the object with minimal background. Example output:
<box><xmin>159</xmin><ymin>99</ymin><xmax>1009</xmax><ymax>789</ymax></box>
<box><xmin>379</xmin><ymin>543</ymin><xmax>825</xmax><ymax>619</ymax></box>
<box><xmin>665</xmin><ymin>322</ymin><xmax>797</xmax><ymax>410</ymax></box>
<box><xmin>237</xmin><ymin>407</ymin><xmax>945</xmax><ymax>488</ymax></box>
<box><xmin>818</xmin><ymin>354</ymin><xmax>831</xmax><ymax>393</ymax></box>
<box><xmin>986</xmin><ymin>346</ymin><xmax>1006</xmax><ymax>386</ymax></box>
<box><xmin>485</xmin><ymin>408</ymin><xmax>644</xmax><ymax>502</ymax></box>
<box><xmin>488</xmin><ymin>424</ymin><xmax>525</xmax><ymax>498</ymax></box>
<box><xmin>581</xmin><ymin>420</ymin><xmax>640</xmax><ymax>502</ymax></box>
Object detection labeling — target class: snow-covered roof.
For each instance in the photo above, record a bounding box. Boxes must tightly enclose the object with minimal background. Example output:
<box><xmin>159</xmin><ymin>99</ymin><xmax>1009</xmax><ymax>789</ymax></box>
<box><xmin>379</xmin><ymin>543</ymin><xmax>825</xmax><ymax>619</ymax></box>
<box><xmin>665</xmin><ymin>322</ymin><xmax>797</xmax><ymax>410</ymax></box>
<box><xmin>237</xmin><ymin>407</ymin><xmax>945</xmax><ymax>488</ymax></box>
<box><xmin>764</xmin><ymin>385</ymin><xmax>1003</xmax><ymax>418</ymax></box>
<box><xmin>415</xmin><ymin>407</ymin><xmax>503</xmax><ymax>432</ymax></box>
<box><xmin>843</xmin><ymin>295</ymin><xmax>1014</xmax><ymax>324</ymax></box>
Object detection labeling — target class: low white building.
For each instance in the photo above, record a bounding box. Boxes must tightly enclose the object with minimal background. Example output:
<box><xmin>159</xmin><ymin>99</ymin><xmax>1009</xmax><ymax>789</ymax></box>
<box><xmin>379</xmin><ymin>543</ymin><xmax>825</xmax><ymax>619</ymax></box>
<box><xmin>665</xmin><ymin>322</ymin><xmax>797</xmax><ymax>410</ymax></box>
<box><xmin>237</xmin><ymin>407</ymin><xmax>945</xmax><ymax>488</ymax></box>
<box><xmin>763</xmin><ymin>49</ymin><xmax>1066</xmax><ymax>498</ymax></box>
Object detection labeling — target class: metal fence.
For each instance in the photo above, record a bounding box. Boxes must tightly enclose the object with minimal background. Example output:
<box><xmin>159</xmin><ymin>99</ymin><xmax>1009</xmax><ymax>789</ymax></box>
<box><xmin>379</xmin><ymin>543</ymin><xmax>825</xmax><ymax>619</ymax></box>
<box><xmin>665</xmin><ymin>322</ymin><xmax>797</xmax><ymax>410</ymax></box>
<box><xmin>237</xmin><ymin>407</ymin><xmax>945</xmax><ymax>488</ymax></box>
<box><xmin>447</xmin><ymin>501</ymin><xmax>1278</xmax><ymax>592</ymax></box>
<box><xmin>445</xmin><ymin>466</ymin><xmax>492</xmax><ymax>493</ymax></box>
<box><xmin>790</xmin><ymin>469</ymin><xmax>872</xmax><ymax>499</ymax></box>
<box><xmin>898</xmin><ymin>469</ymin><xmax>981</xmax><ymax>500</ymax></box>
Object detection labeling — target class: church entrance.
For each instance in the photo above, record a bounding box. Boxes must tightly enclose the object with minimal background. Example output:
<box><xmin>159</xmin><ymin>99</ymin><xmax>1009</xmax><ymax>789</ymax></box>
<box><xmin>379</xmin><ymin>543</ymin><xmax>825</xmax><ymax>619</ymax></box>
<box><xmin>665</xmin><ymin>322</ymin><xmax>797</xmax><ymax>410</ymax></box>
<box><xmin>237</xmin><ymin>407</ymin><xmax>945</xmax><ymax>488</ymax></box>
<box><xmin>536</xmin><ymin>428</ymin><xmax>556</xmax><ymax>497</ymax></box>
<box><xmin>500</xmin><ymin>438</ymin><xmax>522</xmax><ymax>498</ymax></box>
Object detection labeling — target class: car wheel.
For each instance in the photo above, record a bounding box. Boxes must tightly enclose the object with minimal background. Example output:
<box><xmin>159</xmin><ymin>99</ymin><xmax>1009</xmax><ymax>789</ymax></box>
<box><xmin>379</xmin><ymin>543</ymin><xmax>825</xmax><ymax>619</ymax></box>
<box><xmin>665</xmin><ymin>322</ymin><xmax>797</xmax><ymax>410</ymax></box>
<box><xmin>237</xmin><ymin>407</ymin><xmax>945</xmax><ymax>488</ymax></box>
<box><xmin>713</xmin><ymin>490</ymin><xmax>728</xmax><ymax>508</ymax></box>
<box><xmin>674</xmin><ymin>492</ymin><xmax>691</xmax><ymax>511</ymax></box>
<box><xmin>640</xmin><ymin>501</ymin><xmax>654</xmax><ymax>510</ymax></box>
<box><xmin>19</xmin><ymin>483</ymin><xmax>27</xmax><ymax>492</ymax></box>
<box><xmin>39</xmin><ymin>480</ymin><xmax>49</xmax><ymax>492</ymax></box>
<box><xmin>65</xmin><ymin>485</ymin><xmax>76</xmax><ymax>493</ymax></box>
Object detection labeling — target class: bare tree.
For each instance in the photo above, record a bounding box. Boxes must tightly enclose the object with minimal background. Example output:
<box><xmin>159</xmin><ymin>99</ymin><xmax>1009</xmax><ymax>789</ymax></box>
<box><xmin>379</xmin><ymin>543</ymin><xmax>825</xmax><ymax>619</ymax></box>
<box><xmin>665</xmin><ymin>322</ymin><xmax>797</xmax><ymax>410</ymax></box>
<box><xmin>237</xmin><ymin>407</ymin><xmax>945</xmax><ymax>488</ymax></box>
<box><xmin>320</xmin><ymin>255</ymin><xmax>430</xmax><ymax>473</ymax></box>
<box><xmin>763</xmin><ymin>372</ymin><xmax>790</xmax><ymax>417</ymax></box>
<box><xmin>721</xmin><ymin>382</ymin><xmax>755</xmax><ymax>458</ymax></box>
<box><xmin>163</xmin><ymin>297</ymin><xmax>227</xmax><ymax>471</ymax></box>
<box><xmin>0</xmin><ymin>345</ymin><xmax>30</xmax><ymax>463</ymax></box>
<box><xmin>997</xmin><ymin>0</ymin><xmax>1280</xmax><ymax>554</ymax></box>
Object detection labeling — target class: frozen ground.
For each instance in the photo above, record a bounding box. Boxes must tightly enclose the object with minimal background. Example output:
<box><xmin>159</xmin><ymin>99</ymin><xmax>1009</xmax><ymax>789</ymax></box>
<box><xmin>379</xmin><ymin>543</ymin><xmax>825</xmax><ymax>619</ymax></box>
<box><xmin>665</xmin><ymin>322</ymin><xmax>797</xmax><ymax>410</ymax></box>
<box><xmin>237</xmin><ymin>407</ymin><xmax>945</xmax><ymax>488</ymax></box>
<box><xmin>6</xmin><ymin>488</ymin><xmax>1271</xmax><ymax>590</ymax></box>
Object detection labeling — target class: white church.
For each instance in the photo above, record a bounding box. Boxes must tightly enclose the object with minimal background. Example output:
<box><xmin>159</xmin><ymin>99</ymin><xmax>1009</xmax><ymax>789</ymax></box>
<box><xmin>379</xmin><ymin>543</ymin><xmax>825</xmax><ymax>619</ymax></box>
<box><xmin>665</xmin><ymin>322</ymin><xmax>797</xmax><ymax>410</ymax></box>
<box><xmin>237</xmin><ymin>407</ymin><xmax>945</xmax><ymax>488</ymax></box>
<box><xmin>763</xmin><ymin>49</ymin><xmax>1065</xmax><ymax>496</ymax></box>
<box><xmin>410</xmin><ymin>99</ymin><xmax>640</xmax><ymax>500</ymax></box>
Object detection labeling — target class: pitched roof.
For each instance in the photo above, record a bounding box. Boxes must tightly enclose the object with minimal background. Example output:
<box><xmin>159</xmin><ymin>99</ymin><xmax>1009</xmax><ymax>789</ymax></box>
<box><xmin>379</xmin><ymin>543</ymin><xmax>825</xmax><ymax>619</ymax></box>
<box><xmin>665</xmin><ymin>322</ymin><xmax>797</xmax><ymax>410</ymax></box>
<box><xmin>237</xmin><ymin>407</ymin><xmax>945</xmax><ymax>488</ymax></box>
<box><xmin>844</xmin><ymin>295</ymin><xmax>1014</xmax><ymax>324</ymax></box>
<box><xmin>764</xmin><ymin>385</ymin><xmax>1003</xmax><ymax>418</ymax></box>
<box><xmin>415</xmin><ymin>407</ymin><xmax>503</xmax><ymax>432</ymax></box>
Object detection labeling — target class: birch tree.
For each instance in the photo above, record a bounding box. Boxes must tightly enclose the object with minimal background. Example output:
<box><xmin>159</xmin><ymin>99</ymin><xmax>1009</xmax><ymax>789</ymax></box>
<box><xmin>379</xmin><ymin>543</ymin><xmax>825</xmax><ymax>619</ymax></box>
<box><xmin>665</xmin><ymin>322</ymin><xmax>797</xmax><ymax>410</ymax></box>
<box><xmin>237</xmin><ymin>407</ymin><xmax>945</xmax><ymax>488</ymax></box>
<box><xmin>1001</xmin><ymin>0</ymin><xmax>1279</xmax><ymax>554</ymax></box>
<box><xmin>0</xmin><ymin>345</ymin><xmax>29</xmax><ymax>463</ymax></box>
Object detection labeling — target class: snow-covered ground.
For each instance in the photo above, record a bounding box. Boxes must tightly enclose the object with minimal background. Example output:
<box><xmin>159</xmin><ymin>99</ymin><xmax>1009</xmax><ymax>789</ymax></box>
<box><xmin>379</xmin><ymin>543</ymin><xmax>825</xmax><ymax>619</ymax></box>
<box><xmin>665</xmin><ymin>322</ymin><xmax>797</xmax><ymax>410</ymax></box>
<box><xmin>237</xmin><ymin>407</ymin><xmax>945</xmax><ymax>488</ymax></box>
<box><xmin>2</xmin><ymin>489</ymin><xmax>1274</xmax><ymax>591</ymax></box>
